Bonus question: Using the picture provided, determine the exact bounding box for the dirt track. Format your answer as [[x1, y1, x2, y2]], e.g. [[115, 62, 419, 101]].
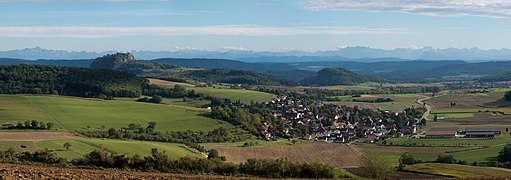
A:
[[0, 132, 78, 141], [208, 142, 362, 168], [0, 163, 255, 180]]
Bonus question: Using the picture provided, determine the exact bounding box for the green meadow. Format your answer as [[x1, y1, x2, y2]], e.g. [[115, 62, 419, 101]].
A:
[[0, 95, 231, 132], [404, 163, 511, 178], [37, 138, 202, 160], [188, 86, 276, 104]]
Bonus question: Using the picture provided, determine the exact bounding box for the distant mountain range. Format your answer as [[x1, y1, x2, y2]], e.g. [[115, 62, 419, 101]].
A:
[[2, 47, 511, 62]]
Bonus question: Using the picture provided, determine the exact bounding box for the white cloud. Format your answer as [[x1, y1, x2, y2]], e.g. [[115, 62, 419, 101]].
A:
[[305, 0, 511, 18], [0, 25, 405, 38], [222, 46, 249, 51]]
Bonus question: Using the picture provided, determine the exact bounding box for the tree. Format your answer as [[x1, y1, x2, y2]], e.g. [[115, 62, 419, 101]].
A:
[[30, 120, 39, 128], [63, 142, 72, 150], [399, 153, 416, 165], [147, 121, 157, 129], [149, 95, 163, 104], [46, 122, 54, 130], [436, 154, 456, 164], [208, 149, 219, 159], [108, 128, 118, 137], [420, 118, 427, 126], [433, 114, 438, 122], [505, 91, 511, 101], [360, 153, 393, 178], [498, 144, 511, 163]]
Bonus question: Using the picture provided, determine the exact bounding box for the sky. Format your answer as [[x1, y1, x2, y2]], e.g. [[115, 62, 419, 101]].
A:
[[1, 0, 511, 52]]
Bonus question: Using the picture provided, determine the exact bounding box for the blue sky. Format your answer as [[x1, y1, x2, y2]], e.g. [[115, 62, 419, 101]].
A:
[[1, 0, 511, 52]]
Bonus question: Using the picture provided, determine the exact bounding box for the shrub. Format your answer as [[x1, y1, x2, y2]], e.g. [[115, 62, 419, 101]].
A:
[[435, 154, 456, 164], [399, 153, 417, 165]]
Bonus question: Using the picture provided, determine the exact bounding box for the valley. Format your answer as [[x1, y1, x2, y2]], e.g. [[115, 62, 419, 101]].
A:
[[1, 53, 511, 179]]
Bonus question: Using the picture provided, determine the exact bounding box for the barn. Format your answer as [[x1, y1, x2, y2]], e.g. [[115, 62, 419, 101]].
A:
[[465, 128, 502, 138]]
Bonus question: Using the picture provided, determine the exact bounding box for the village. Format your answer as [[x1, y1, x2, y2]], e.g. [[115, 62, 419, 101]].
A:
[[260, 95, 422, 143], [259, 95, 507, 144]]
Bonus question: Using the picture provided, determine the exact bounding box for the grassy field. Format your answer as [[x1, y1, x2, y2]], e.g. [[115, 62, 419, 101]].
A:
[[37, 138, 203, 160], [427, 112, 475, 119], [188, 87, 276, 104], [148, 78, 276, 104], [327, 94, 424, 111], [404, 163, 511, 178], [386, 132, 510, 148], [427, 88, 511, 114], [0, 95, 230, 132], [363, 133, 511, 166], [0, 141, 38, 152]]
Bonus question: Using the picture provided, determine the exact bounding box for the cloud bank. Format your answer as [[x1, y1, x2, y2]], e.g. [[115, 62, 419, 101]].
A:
[[0, 25, 404, 38], [305, 0, 511, 18]]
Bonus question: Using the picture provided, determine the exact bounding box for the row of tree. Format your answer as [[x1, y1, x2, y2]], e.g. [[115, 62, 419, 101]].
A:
[[77, 124, 251, 145], [1, 120, 54, 130]]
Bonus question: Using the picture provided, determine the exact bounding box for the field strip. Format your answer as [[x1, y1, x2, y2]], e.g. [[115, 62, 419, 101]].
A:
[[0, 132, 79, 141], [207, 142, 362, 168]]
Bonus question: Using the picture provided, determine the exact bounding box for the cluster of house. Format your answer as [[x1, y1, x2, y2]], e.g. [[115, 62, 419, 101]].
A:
[[421, 127, 502, 138], [263, 95, 419, 143]]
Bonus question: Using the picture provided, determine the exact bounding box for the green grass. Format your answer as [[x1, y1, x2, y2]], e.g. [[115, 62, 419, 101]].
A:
[[428, 112, 475, 119], [37, 138, 203, 160], [188, 87, 276, 104], [371, 134, 511, 165], [0, 141, 38, 152], [0, 95, 231, 132], [163, 98, 210, 108], [435, 94, 456, 100], [386, 133, 511, 148], [357, 94, 424, 111], [404, 163, 511, 178], [334, 168, 360, 178]]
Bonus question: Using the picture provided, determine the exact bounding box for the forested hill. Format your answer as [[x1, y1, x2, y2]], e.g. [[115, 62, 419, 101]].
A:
[[0, 64, 147, 97], [0, 58, 92, 67], [152, 58, 296, 73], [479, 71, 511, 82], [300, 68, 377, 86], [160, 69, 297, 86]]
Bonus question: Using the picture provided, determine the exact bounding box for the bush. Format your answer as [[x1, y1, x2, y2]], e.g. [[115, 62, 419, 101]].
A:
[[498, 144, 511, 163], [435, 154, 456, 164], [399, 153, 417, 165]]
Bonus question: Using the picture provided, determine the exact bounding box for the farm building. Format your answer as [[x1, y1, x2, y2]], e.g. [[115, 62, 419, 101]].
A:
[[465, 128, 502, 138], [425, 130, 458, 138]]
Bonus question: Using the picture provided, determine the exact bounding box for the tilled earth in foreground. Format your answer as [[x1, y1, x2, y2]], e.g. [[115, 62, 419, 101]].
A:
[[0, 164, 254, 180]]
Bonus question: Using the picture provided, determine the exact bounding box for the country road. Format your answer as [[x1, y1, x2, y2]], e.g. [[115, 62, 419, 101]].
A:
[[417, 95, 432, 120]]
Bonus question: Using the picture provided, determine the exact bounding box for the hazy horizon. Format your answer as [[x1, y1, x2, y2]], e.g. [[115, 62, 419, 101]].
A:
[[1, 0, 511, 52]]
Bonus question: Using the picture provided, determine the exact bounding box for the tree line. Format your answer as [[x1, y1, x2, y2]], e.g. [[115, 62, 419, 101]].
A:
[[1, 120, 54, 130], [0, 148, 336, 179], [77, 123, 251, 152]]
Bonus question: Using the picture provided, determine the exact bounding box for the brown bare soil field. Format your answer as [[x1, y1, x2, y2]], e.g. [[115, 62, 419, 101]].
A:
[[0, 132, 78, 141], [0, 163, 255, 180], [207, 142, 362, 168], [353, 144, 466, 153]]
